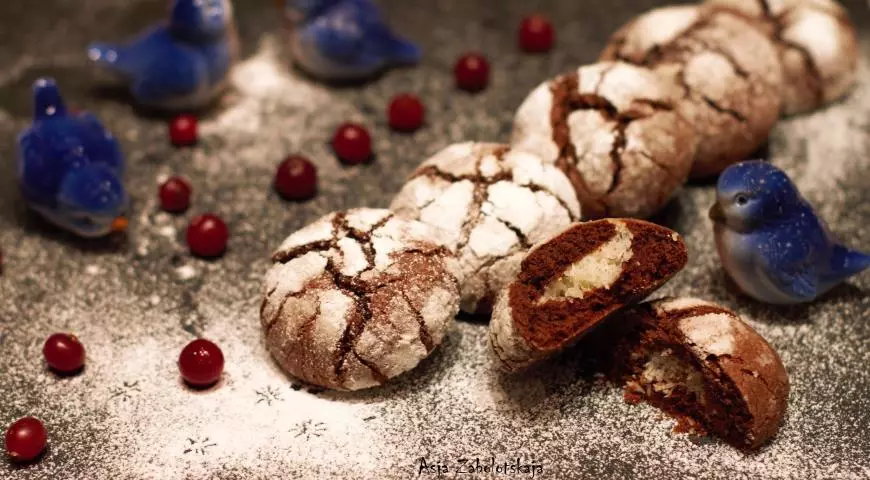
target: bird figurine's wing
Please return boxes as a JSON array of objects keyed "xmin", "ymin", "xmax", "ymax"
[
  {"xmin": 754, "ymin": 256, "xmax": 818, "ymax": 302},
  {"xmin": 76, "ymin": 112, "xmax": 125, "ymax": 175},
  {"xmin": 752, "ymin": 232, "xmax": 821, "ymax": 302},
  {"xmin": 128, "ymin": 48, "xmax": 209, "ymax": 106}
]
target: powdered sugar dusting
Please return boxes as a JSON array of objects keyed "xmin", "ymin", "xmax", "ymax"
[
  {"xmin": 336, "ymin": 237, "xmax": 368, "ymax": 276},
  {"xmin": 1, "ymin": 1, "xmax": 869, "ymax": 478},
  {"xmin": 679, "ymin": 313, "xmax": 737, "ymax": 356},
  {"xmin": 655, "ymin": 296, "xmax": 719, "ymax": 312},
  {"xmin": 390, "ymin": 142, "xmax": 579, "ymax": 313},
  {"xmin": 511, "ymin": 82, "xmax": 558, "ymax": 161},
  {"xmin": 617, "ymin": 5, "xmax": 700, "ymax": 55},
  {"xmin": 262, "ymin": 208, "xmax": 459, "ymax": 391}
]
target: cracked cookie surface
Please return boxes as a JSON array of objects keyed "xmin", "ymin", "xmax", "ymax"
[
  {"xmin": 600, "ymin": 5, "xmax": 783, "ymax": 178},
  {"xmin": 705, "ymin": 0, "xmax": 858, "ymax": 114},
  {"xmin": 390, "ymin": 142, "xmax": 580, "ymax": 314},
  {"xmin": 511, "ymin": 62, "xmax": 695, "ymax": 219},
  {"xmin": 261, "ymin": 208, "xmax": 460, "ymax": 391},
  {"xmin": 595, "ymin": 297, "xmax": 789, "ymax": 450}
]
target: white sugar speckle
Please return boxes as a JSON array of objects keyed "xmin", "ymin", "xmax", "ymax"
[
  {"xmin": 158, "ymin": 226, "xmax": 177, "ymax": 239},
  {"xmin": 85, "ymin": 265, "xmax": 103, "ymax": 275},
  {"xmin": 176, "ymin": 265, "xmax": 197, "ymax": 280}
]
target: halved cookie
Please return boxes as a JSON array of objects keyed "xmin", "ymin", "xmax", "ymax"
[
  {"xmin": 489, "ymin": 219, "xmax": 688, "ymax": 372},
  {"xmin": 604, "ymin": 297, "xmax": 789, "ymax": 450}
]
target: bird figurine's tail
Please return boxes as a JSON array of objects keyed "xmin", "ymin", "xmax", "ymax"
[
  {"xmin": 823, "ymin": 244, "xmax": 870, "ymax": 285},
  {"xmin": 87, "ymin": 43, "xmax": 133, "ymax": 76},
  {"xmin": 384, "ymin": 34, "xmax": 420, "ymax": 65},
  {"xmin": 32, "ymin": 78, "xmax": 67, "ymax": 120}
]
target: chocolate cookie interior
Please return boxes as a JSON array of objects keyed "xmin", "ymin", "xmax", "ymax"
[
  {"xmin": 508, "ymin": 219, "xmax": 687, "ymax": 352},
  {"xmin": 600, "ymin": 301, "xmax": 786, "ymax": 450}
]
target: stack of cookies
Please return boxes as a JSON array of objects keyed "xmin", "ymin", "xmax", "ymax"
[{"xmin": 260, "ymin": 0, "xmax": 856, "ymax": 450}]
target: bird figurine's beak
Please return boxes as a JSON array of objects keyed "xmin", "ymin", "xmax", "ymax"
[
  {"xmin": 709, "ymin": 203, "xmax": 726, "ymax": 223},
  {"xmin": 111, "ymin": 216, "xmax": 129, "ymax": 233}
]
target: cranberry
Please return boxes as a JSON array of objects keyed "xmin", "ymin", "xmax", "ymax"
[
  {"xmin": 275, "ymin": 155, "xmax": 317, "ymax": 201},
  {"xmin": 42, "ymin": 333, "xmax": 85, "ymax": 374},
  {"xmin": 454, "ymin": 53, "xmax": 490, "ymax": 92},
  {"xmin": 186, "ymin": 214, "xmax": 228, "ymax": 258},
  {"xmin": 169, "ymin": 114, "xmax": 198, "ymax": 146},
  {"xmin": 178, "ymin": 339, "xmax": 224, "ymax": 387},
  {"xmin": 387, "ymin": 94, "xmax": 425, "ymax": 132},
  {"xmin": 519, "ymin": 14, "xmax": 555, "ymax": 53},
  {"xmin": 5, "ymin": 417, "xmax": 47, "ymax": 463},
  {"xmin": 332, "ymin": 123, "xmax": 372, "ymax": 165},
  {"xmin": 159, "ymin": 176, "xmax": 192, "ymax": 213}
]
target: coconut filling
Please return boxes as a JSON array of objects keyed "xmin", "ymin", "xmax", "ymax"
[
  {"xmin": 538, "ymin": 223, "xmax": 633, "ymax": 303},
  {"xmin": 632, "ymin": 349, "xmax": 706, "ymax": 401}
]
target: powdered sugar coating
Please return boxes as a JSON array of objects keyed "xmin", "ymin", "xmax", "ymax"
[
  {"xmin": 261, "ymin": 208, "xmax": 460, "ymax": 390},
  {"xmin": 654, "ymin": 296, "xmax": 719, "ymax": 313},
  {"xmin": 511, "ymin": 62, "xmax": 695, "ymax": 219},
  {"xmin": 680, "ymin": 312, "xmax": 737, "ymax": 356},
  {"xmin": 646, "ymin": 297, "xmax": 789, "ymax": 448},
  {"xmin": 601, "ymin": 6, "xmax": 784, "ymax": 178},
  {"xmin": 490, "ymin": 286, "xmax": 535, "ymax": 370},
  {"xmin": 1, "ymin": 2, "xmax": 870, "ymax": 477},
  {"xmin": 705, "ymin": 0, "xmax": 858, "ymax": 114},
  {"xmin": 390, "ymin": 142, "xmax": 580, "ymax": 314}
]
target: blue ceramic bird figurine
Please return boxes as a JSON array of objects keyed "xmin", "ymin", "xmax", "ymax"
[
  {"xmin": 87, "ymin": 0, "xmax": 238, "ymax": 111},
  {"xmin": 710, "ymin": 161, "xmax": 870, "ymax": 304},
  {"xmin": 282, "ymin": 0, "xmax": 421, "ymax": 81},
  {"xmin": 17, "ymin": 78, "xmax": 129, "ymax": 238}
]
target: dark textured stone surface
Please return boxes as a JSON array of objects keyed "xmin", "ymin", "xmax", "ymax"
[{"xmin": 0, "ymin": 0, "xmax": 868, "ymax": 478}]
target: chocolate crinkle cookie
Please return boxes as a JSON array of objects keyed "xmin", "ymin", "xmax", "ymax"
[
  {"xmin": 705, "ymin": 0, "xmax": 858, "ymax": 115},
  {"xmin": 390, "ymin": 142, "xmax": 581, "ymax": 315},
  {"xmin": 600, "ymin": 5, "xmax": 783, "ymax": 179},
  {"xmin": 511, "ymin": 61, "xmax": 695, "ymax": 219},
  {"xmin": 260, "ymin": 208, "xmax": 460, "ymax": 391},
  {"xmin": 599, "ymin": 297, "xmax": 789, "ymax": 450},
  {"xmin": 489, "ymin": 219, "xmax": 688, "ymax": 372}
]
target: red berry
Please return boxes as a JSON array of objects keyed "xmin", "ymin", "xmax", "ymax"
[
  {"xmin": 387, "ymin": 94, "xmax": 425, "ymax": 132},
  {"xmin": 519, "ymin": 14, "xmax": 555, "ymax": 53},
  {"xmin": 332, "ymin": 123, "xmax": 372, "ymax": 165},
  {"xmin": 454, "ymin": 53, "xmax": 490, "ymax": 92},
  {"xmin": 159, "ymin": 177, "xmax": 192, "ymax": 213},
  {"xmin": 5, "ymin": 417, "xmax": 47, "ymax": 463},
  {"xmin": 42, "ymin": 333, "xmax": 86, "ymax": 374},
  {"xmin": 186, "ymin": 214, "xmax": 229, "ymax": 258},
  {"xmin": 275, "ymin": 155, "xmax": 317, "ymax": 201},
  {"xmin": 178, "ymin": 339, "xmax": 224, "ymax": 387},
  {"xmin": 169, "ymin": 114, "xmax": 198, "ymax": 146}
]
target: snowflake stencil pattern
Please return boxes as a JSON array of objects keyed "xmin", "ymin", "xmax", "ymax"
[
  {"xmin": 255, "ymin": 385, "xmax": 283, "ymax": 406},
  {"xmin": 290, "ymin": 420, "xmax": 326, "ymax": 440},
  {"xmin": 109, "ymin": 380, "xmax": 142, "ymax": 402},
  {"xmin": 183, "ymin": 437, "xmax": 217, "ymax": 455}
]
